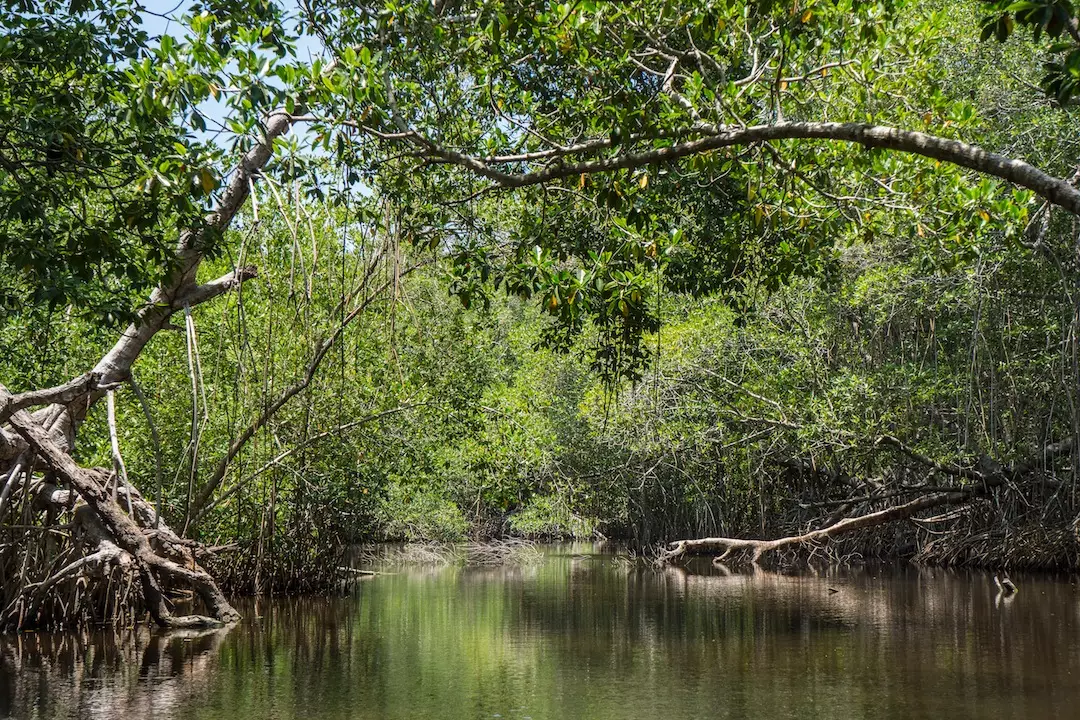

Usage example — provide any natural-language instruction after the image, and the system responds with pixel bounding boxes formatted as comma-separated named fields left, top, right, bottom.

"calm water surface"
left=2, top=544, right=1079, bottom=719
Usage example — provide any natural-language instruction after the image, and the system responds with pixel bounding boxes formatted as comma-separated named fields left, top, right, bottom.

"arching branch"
left=413, top=122, right=1080, bottom=216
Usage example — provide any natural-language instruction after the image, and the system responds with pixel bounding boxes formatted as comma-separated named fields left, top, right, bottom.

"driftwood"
left=660, top=434, right=1076, bottom=565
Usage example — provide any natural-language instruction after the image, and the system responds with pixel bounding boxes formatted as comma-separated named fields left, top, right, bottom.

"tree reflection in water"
left=2, top=548, right=1077, bottom=720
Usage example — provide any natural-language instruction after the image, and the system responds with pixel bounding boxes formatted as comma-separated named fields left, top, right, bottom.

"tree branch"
left=0, top=372, right=113, bottom=424
left=416, top=121, right=1080, bottom=216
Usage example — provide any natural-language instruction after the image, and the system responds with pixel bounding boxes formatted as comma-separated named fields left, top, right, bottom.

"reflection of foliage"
left=9, top=560, right=1080, bottom=719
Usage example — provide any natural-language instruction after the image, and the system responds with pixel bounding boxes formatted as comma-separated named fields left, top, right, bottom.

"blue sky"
left=136, top=0, right=327, bottom=142
left=138, top=0, right=323, bottom=57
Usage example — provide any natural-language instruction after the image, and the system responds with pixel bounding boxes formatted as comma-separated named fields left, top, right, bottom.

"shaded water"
left=2, top=544, right=1079, bottom=719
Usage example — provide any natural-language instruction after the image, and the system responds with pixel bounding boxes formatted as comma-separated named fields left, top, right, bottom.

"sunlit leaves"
left=0, top=0, right=310, bottom=320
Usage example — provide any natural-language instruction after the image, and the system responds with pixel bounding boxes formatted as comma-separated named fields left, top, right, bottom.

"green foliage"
left=509, top=493, right=597, bottom=538
left=979, top=0, right=1080, bottom=101
left=6, top=0, right=1080, bottom=575
left=0, top=0, right=218, bottom=319
left=379, top=483, right=469, bottom=542
left=286, top=0, right=1026, bottom=383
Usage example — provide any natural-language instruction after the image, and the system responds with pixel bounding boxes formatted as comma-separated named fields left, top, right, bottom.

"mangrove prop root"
left=0, top=100, right=296, bottom=629
left=2, top=391, right=239, bottom=630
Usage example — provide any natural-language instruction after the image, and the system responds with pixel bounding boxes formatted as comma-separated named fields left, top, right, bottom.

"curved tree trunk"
left=0, top=109, right=298, bottom=630
left=416, top=121, right=1080, bottom=217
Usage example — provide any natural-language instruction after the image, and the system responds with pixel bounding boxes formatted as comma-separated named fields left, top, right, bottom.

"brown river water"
left=1, top=544, right=1078, bottom=719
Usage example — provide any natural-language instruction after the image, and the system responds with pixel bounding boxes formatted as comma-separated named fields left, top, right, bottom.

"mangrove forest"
left=3, top=0, right=1080, bottom=716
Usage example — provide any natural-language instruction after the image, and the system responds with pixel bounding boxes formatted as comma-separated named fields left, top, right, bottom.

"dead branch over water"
left=660, top=434, right=1078, bottom=567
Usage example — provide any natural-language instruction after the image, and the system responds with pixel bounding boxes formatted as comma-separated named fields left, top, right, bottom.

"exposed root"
left=916, top=520, right=1080, bottom=571
left=2, top=394, right=240, bottom=630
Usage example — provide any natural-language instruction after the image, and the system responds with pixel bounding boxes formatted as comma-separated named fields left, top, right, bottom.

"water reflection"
left=2, top=547, right=1079, bottom=720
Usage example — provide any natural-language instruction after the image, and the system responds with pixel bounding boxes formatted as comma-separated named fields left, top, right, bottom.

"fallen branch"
left=660, top=485, right=983, bottom=563
left=660, top=435, right=1076, bottom=564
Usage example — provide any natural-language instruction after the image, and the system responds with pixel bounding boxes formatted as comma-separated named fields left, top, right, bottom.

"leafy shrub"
left=510, top=493, right=597, bottom=539
left=379, top=482, right=469, bottom=542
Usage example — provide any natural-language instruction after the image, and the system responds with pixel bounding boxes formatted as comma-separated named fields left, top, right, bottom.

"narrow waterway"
left=2, top=545, right=1078, bottom=719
